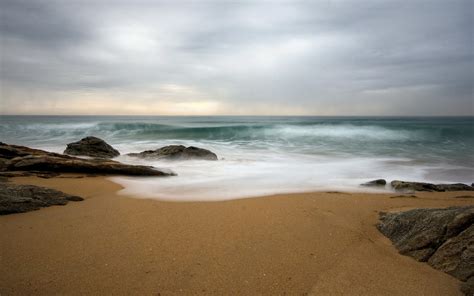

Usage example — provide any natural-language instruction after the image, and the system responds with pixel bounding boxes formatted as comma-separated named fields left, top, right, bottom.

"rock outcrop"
left=391, top=180, right=473, bottom=192
left=0, top=183, right=84, bottom=215
left=0, top=142, right=174, bottom=177
left=377, top=206, right=474, bottom=295
left=64, top=136, right=120, bottom=158
left=361, top=179, right=387, bottom=187
left=128, top=145, right=218, bottom=161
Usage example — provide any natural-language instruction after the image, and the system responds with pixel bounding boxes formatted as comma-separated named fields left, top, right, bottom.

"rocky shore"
left=0, top=139, right=176, bottom=214
left=0, top=138, right=223, bottom=214
left=0, top=141, right=174, bottom=177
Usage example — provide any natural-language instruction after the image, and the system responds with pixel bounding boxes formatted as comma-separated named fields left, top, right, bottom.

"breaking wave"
left=1, top=116, right=473, bottom=200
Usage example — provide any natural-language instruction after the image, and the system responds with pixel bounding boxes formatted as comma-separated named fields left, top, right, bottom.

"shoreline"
left=1, top=176, right=473, bottom=295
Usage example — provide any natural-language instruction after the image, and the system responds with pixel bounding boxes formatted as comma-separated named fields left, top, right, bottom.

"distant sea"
left=1, top=116, right=473, bottom=200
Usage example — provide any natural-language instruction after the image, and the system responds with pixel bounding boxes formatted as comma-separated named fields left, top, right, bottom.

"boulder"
left=377, top=206, right=474, bottom=295
left=0, top=142, right=174, bottom=177
left=64, top=136, right=120, bottom=158
left=391, top=180, right=473, bottom=192
left=361, top=179, right=386, bottom=187
left=0, top=183, right=84, bottom=215
left=128, top=145, right=218, bottom=161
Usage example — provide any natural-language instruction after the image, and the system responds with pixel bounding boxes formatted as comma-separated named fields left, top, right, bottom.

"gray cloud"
left=1, top=0, right=473, bottom=115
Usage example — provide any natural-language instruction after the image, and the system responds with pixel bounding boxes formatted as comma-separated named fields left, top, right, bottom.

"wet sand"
left=1, top=176, right=473, bottom=295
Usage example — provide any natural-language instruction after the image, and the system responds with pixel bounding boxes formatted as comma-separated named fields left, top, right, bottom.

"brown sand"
left=1, top=176, right=473, bottom=295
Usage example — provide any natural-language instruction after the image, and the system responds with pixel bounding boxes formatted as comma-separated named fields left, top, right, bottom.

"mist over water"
left=1, top=116, right=473, bottom=201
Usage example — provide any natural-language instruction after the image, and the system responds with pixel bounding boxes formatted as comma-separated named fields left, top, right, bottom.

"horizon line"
left=1, top=114, right=473, bottom=117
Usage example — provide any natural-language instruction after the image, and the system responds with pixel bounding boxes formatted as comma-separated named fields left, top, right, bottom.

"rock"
left=391, top=180, right=474, bottom=192
left=128, top=145, right=218, bottom=161
left=361, top=179, right=386, bottom=187
left=0, top=142, right=175, bottom=177
left=0, top=183, right=84, bottom=215
left=377, top=206, right=474, bottom=295
left=390, top=180, right=442, bottom=192
left=428, top=225, right=474, bottom=281
left=461, top=277, right=474, bottom=296
left=0, top=142, right=51, bottom=159
left=64, top=136, right=120, bottom=158
left=8, top=155, right=174, bottom=176
left=437, top=183, right=474, bottom=191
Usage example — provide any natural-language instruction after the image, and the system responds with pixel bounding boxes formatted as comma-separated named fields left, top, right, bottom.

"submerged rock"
left=391, top=180, right=473, bottom=192
left=0, top=142, right=174, bottom=177
left=128, top=145, right=218, bottom=161
left=0, top=183, right=84, bottom=215
left=377, top=206, right=474, bottom=295
left=361, top=179, right=386, bottom=187
left=64, top=136, right=120, bottom=158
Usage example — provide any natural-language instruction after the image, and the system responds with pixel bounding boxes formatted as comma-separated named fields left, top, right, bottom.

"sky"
left=0, top=0, right=473, bottom=116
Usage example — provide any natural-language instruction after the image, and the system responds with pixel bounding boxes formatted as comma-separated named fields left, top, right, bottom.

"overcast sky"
left=1, top=0, right=472, bottom=115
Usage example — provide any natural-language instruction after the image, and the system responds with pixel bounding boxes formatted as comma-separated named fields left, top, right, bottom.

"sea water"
left=1, top=116, right=473, bottom=201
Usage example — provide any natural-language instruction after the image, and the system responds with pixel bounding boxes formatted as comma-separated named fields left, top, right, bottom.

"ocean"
left=1, top=115, right=473, bottom=201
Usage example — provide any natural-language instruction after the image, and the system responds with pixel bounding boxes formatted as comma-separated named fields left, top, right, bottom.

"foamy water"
left=1, top=116, right=473, bottom=201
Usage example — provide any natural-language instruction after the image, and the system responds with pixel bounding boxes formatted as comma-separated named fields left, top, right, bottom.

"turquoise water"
left=1, top=116, right=473, bottom=200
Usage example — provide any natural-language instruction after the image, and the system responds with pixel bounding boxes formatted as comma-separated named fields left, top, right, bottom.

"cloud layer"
left=1, top=0, right=472, bottom=115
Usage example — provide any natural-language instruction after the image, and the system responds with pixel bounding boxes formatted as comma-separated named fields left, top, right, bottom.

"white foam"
left=110, top=148, right=440, bottom=201
left=269, top=124, right=420, bottom=141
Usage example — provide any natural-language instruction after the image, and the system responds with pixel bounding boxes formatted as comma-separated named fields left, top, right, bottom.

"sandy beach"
left=0, top=176, right=472, bottom=295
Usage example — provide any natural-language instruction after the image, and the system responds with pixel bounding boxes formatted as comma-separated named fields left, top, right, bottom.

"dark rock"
left=436, top=183, right=474, bottom=191
left=128, top=145, right=218, bottom=161
left=377, top=206, right=474, bottom=295
left=0, top=142, right=50, bottom=159
left=390, top=180, right=442, bottom=192
left=8, top=155, right=173, bottom=176
left=64, top=136, right=120, bottom=158
left=428, top=225, right=474, bottom=281
left=0, top=142, right=175, bottom=177
left=461, top=277, right=474, bottom=296
left=0, top=183, right=84, bottom=215
left=361, top=179, right=386, bottom=187
left=378, top=206, right=473, bottom=261
left=391, top=180, right=474, bottom=192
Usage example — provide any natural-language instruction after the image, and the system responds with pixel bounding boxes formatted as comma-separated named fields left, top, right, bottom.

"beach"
left=1, top=176, right=472, bottom=295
